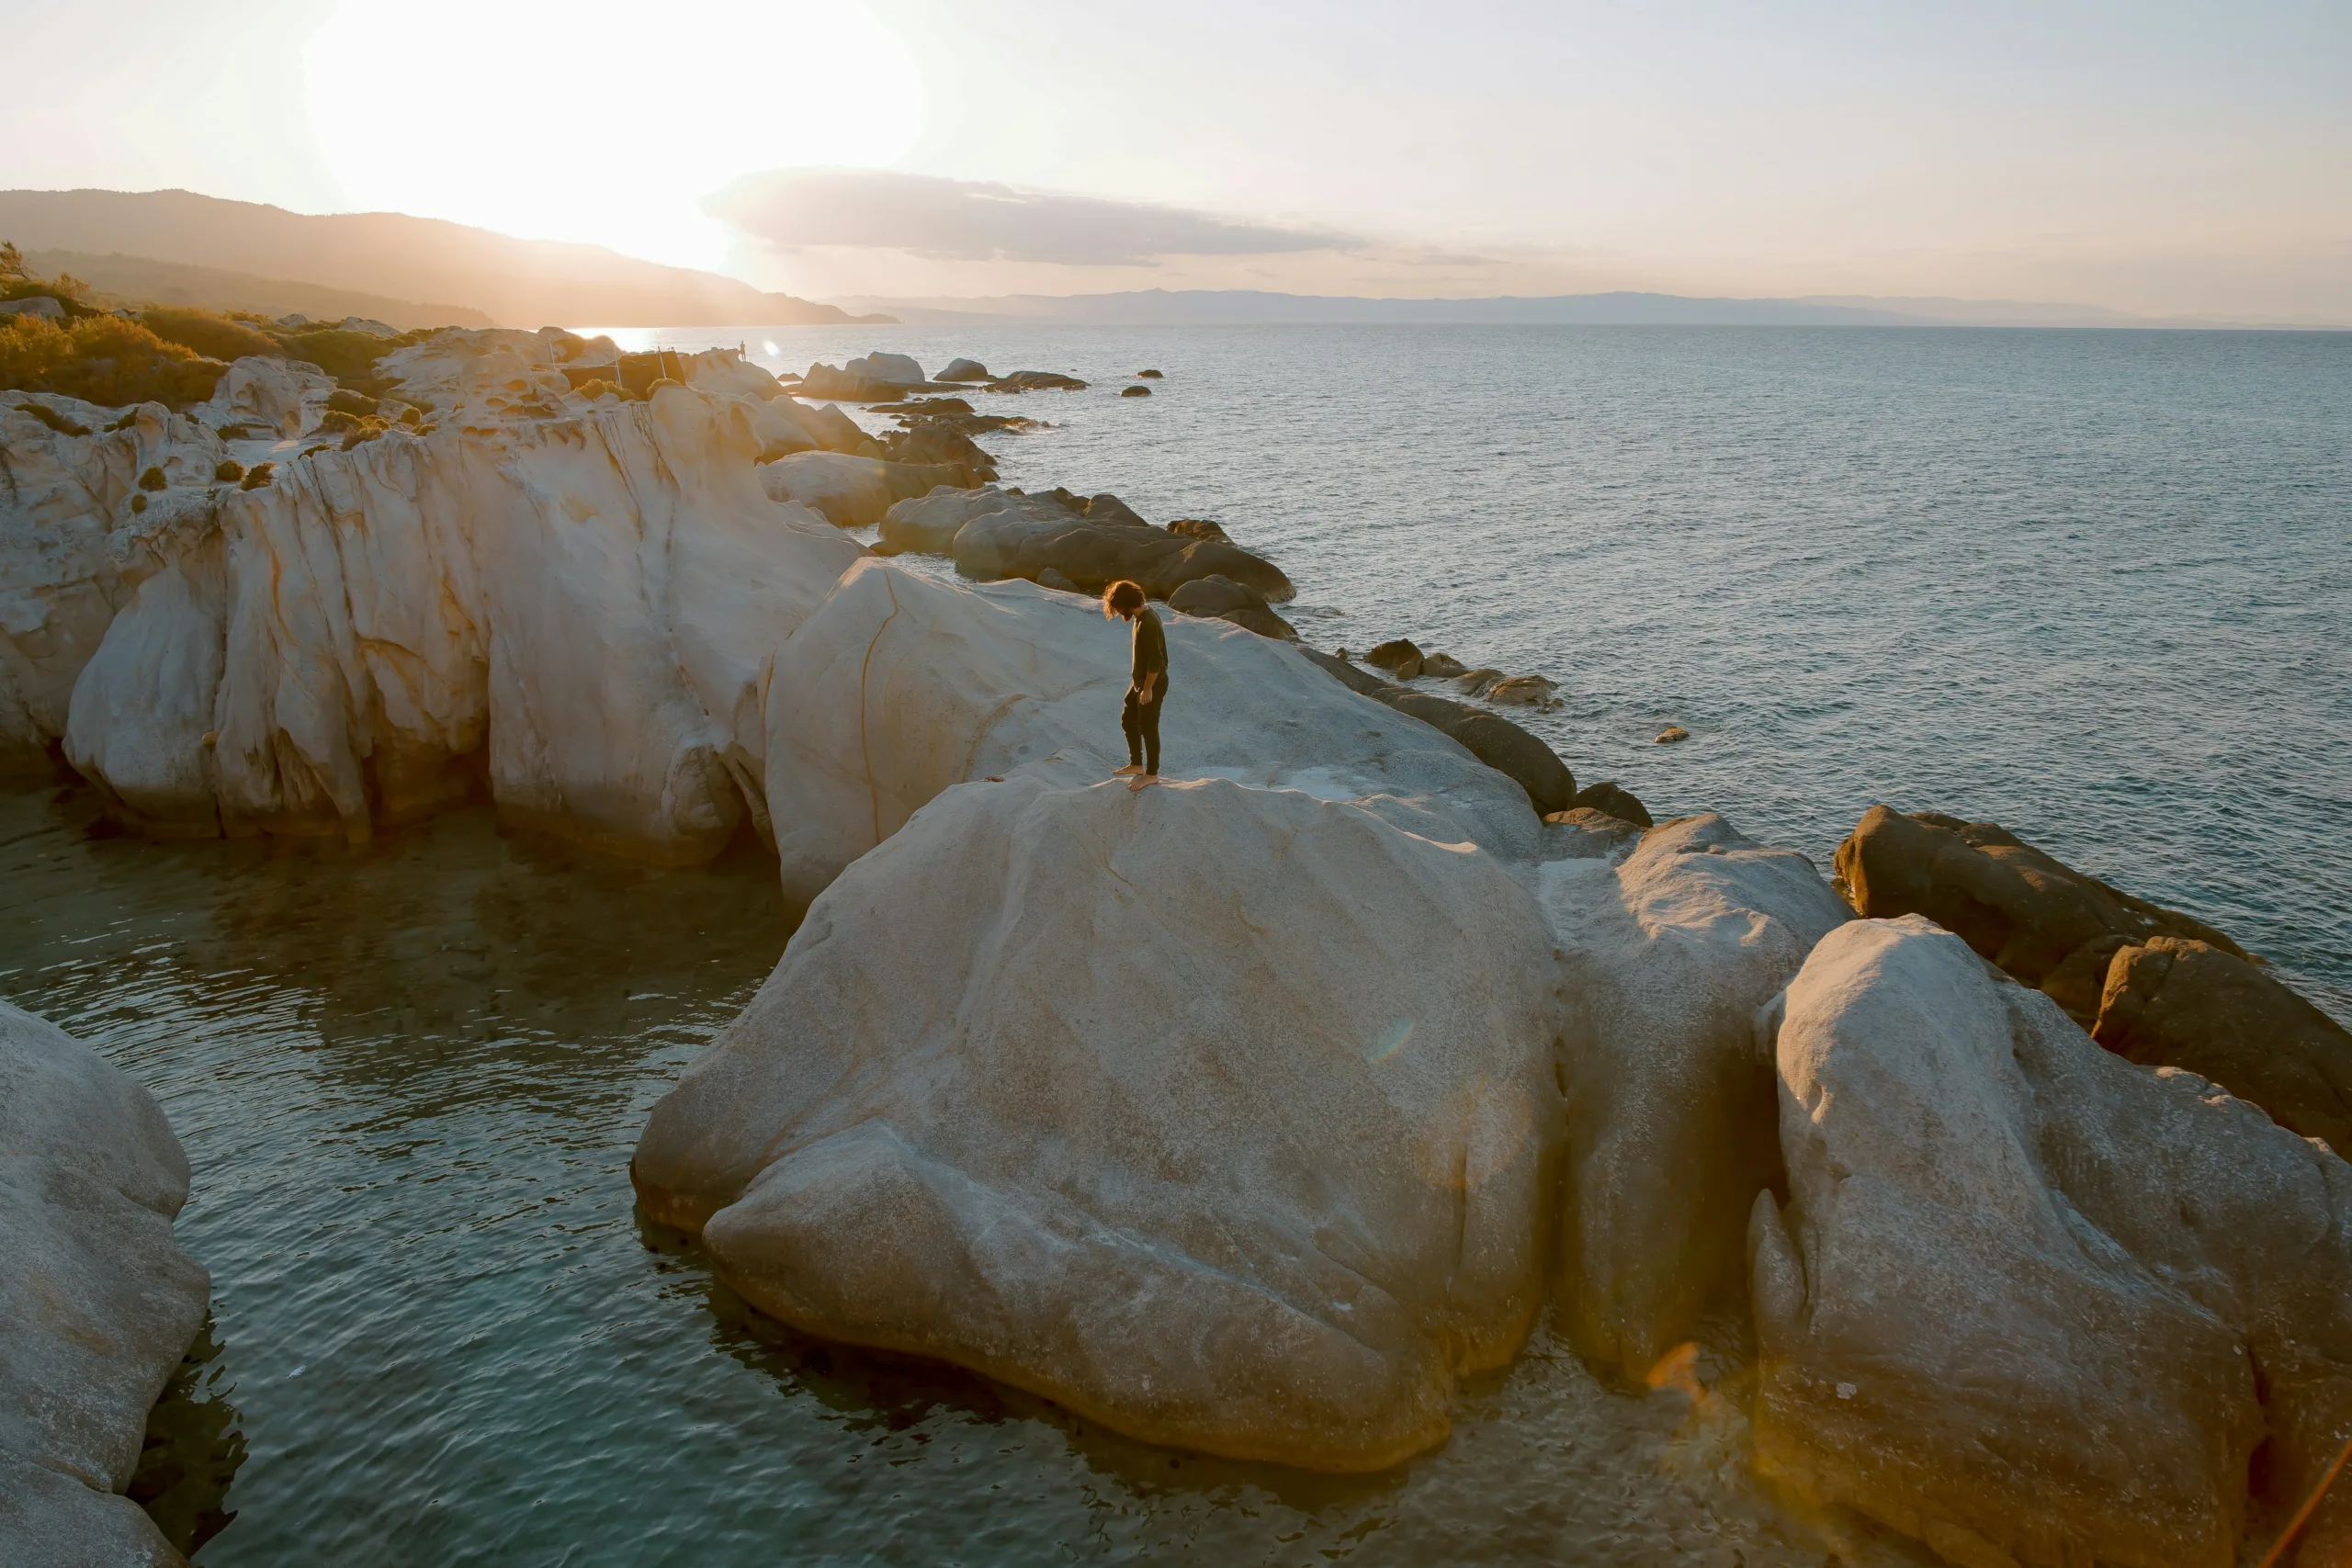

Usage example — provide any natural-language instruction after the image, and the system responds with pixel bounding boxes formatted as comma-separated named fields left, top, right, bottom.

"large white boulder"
left=876, top=483, right=1043, bottom=555
left=1748, top=916, right=2352, bottom=1568
left=1538, top=813, right=1849, bottom=1381
left=759, top=558, right=1542, bottom=905
left=64, top=385, right=866, bottom=862
left=0, top=1000, right=207, bottom=1568
left=0, top=398, right=225, bottom=761
left=190, top=355, right=333, bottom=438
left=632, top=773, right=1562, bottom=1470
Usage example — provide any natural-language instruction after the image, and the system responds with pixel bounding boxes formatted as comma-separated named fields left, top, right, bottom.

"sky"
left=4, top=0, right=2348, bottom=319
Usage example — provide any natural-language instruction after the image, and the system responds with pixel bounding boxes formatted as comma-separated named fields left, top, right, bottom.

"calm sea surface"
left=4, top=324, right=2346, bottom=1564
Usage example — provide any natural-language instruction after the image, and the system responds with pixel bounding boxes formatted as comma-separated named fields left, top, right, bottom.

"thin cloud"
left=705, top=169, right=1362, bottom=266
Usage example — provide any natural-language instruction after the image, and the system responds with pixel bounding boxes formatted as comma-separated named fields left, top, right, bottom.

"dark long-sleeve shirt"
left=1131, top=605, right=1168, bottom=683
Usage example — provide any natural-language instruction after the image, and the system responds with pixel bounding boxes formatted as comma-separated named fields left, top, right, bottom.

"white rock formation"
left=758, top=558, right=1543, bottom=905
left=1538, top=813, right=1849, bottom=1381
left=190, top=355, right=334, bottom=439
left=757, top=451, right=958, bottom=528
left=0, top=398, right=226, bottom=761
left=0, top=1000, right=208, bottom=1568
left=877, top=484, right=1056, bottom=556
left=632, top=773, right=1562, bottom=1470
left=63, top=385, right=866, bottom=861
left=1749, top=916, right=2352, bottom=1568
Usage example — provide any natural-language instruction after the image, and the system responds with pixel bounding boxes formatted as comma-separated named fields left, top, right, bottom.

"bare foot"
left=1127, top=773, right=1159, bottom=793
left=1112, top=763, right=1144, bottom=776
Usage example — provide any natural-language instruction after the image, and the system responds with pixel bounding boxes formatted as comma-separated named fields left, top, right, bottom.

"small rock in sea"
left=1121, top=385, right=1153, bottom=398
left=1485, top=675, right=1557, bottom=706
left=1037, top=567, right=1079, bottom=592
left=1363, top=638, right=1426, bottom=680
left=1571, top=780, right=1653, bottom=829
left=938, top=357, right=991, bottom=382
left=1656, top=726, right=1690, bottom=744
left=1335, top=647, right=1351, bottom=660
left=1419, top=652, right=1468, bottom=679
left=1137, top=368, right=1164, bottom=378
left=1454, top=668, right=1503, bottom=695
left=1167, top=518, right=1232, bottom=544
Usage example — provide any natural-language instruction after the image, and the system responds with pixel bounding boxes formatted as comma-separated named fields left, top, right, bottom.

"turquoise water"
left=5, top=325, right=2346, bottom=1563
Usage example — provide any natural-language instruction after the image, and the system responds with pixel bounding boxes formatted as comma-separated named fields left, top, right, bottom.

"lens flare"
left=1363, top=1019, right=1413, bottom=1064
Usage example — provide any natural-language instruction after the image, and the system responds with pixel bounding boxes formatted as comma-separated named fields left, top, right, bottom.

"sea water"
left=3, top=324, right=2346, bottom=1564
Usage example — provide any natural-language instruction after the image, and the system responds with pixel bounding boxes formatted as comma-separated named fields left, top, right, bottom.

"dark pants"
left=1122, top=678, right=1168, bottom=773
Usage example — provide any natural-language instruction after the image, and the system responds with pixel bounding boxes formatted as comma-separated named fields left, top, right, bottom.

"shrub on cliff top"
left=271, top=327, right=390, bottom=386
left=142, top=307, right=283, bottom=364
left=0, top=315, right=227, bottom=409
left=11, top=401, right=90, bottom=436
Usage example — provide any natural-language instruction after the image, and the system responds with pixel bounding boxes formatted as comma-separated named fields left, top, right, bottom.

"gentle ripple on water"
left=6, top=323, right=2346, bottom=1563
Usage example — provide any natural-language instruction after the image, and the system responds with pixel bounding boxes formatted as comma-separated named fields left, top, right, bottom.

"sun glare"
left=303, top=0, right=922, bottom=269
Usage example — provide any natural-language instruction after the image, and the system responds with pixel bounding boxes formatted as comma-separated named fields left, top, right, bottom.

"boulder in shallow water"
left=0, top=1000, right=208, bottom=1568
left=951, top=498, right=1294, bottom=604
left=1484, top=674, right=1557, bottom=707
left=1538, top=815, right=1849, bottom=1381
left=1363, top=638, right=1424, bottom=679
left=936, top=357, right=990, bottom=382
left=1374, top=688, right=1576, bottom=816
left=1166, top=517, right=1232, bottom=545
left=1571, top=779, right=1652, bottom=829
left=989, top=370, right=1086, bottom=392
left=1419, top=651, right=1467, bottom=679
left=1749, top=916, right=2352, bottom=1568
left=2095, top=936, right=2352, bottom=1156
left=1167, top=575, right=1297, bottom=641
left=1120, top=384, right=1152, bottom=397
left=632, top=773, right=1562, bottom=1470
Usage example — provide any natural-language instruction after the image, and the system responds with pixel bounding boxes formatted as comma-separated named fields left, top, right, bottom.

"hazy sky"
left=5, top=0, right=2347, bottom=318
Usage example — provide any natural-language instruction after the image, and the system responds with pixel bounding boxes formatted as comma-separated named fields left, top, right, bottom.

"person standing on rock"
left=1105, top=580, right=1168, bottom=791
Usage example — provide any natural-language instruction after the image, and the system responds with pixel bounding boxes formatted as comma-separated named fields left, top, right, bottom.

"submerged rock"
left=1363, top=638, right=1424, bottom=680
left=1750, top=916, right=2352, bottom=1568
left=632, top=773, right=1562, bottom=1471
left=1120, top=384, right=1152, bottom=398
left=760, top=562, right=1542, bottom=905
left=1540, top=816, right=1849, bottom=1381
left=1484, top=674, right=1557, bottom=707
left=988, top=370, right=1087, bottom=392
left=0, top=1000, right=208, bottom=1568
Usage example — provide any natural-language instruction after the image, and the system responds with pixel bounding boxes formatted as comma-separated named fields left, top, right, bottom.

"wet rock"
left=2095, top=937, right=2352, bottom=1156
left=632, top=773, right=1561, bottom=1471
left=1167, top=517, right=1232, bottom=545
left=1541, top=816, right=1849, bottom=1380
left=0, top=1000, right=209, bottom=1568
left=1420, top=651, right=1467, bottom=679
left=1454, top=668, right=1504, bottom=695
left=1655, top=726, right=1690, bottom=743
left=1363, top=638, right=1425, bottom=680
left=1137, top=368, right=1164, bottom=378
left=1168, top=575, right=1298, bottom=641
left=1833, top=806, right=2249, bottom=1026
left=1750, top=915, right=2352, bottom=1568
left=1484, top=674, right=1557, bottom=707
left=1121, top=384, right=1153, bottom=397
left=760, top=451, right=967, bottom=528
left=936, top=357, right=990, bottom=382
left=1571, top=780, right=1653, bottom=829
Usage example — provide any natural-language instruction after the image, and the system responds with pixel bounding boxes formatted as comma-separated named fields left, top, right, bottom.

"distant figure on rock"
left=1105, top=579, right=1168, bottom=791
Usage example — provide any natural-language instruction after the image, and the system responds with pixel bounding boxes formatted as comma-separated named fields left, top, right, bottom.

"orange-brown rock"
left=2098, top=937, right=2352, bottom=1156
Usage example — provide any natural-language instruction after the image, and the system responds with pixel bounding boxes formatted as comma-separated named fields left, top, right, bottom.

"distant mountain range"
left=0, top=189, right=892, bottom=329
left=832, top=288, right=2338, bottom=331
